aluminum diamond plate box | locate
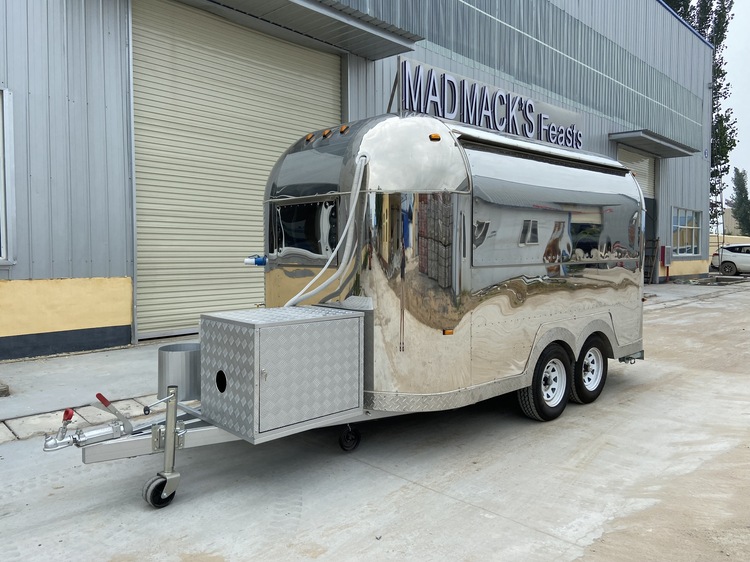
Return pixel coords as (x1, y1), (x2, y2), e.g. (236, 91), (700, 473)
(200, 306), (364, 444)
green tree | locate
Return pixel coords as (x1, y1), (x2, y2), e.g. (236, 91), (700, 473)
(663, 0), (693, 19)
(731, 167), (750, 236)
(662, 1), (738, 227)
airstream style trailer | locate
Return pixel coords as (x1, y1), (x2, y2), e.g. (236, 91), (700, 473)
(251, 113), (644, 420)
(44, 114), (644, 507)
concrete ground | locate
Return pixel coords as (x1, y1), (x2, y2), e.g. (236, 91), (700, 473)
(0, 278), (749, 560)
(0, 336), (198, 442)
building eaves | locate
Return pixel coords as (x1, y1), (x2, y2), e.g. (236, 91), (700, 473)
(175, 0), (422, 59)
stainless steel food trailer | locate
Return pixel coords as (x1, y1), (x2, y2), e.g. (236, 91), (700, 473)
(44, 114), (645, 507)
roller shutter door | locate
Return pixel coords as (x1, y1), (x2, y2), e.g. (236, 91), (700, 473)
(132, 0), (341, 338)
(618, 147), (656, 199)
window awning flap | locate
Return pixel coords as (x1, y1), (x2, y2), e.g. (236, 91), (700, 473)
(609, 129), (698, 158)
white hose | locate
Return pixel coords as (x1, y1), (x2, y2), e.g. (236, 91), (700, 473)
(284, 154), (368, 307)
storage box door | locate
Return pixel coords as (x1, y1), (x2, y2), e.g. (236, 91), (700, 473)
(257, 319), (362, 432)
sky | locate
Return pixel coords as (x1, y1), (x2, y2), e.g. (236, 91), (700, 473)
(724, 0), (750, 197)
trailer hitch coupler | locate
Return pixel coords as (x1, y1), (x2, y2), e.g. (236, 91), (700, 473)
(43, 408), (77, 451)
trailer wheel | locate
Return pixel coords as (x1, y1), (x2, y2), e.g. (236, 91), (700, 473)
(142, 475), (175, 508)
(571, 337), (608, 404)
(517, 344), (571, 421)
(338, 426), (361, 452)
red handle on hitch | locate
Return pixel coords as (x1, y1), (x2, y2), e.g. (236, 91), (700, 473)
(96, 392), (111, 407)
(63, 408), (75, 422)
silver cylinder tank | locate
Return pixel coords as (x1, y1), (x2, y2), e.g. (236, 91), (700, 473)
(157, 343), (201, 401)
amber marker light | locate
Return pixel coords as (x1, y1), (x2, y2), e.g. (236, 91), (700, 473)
(323, 129), (333, 138)
(305, 133), (314, 142)
(429, 133), (441, 142)
(442, 329), (454, 335)
(340, 125), (350, 134)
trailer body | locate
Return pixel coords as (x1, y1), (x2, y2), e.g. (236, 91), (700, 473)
(202, 113), (643, 435)
(45, 114), (645, 506)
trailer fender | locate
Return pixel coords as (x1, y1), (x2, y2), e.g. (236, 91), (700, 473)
(574, 318), (617, 359)
(524, 326), (577, 383)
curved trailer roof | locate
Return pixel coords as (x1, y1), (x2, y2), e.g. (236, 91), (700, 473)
(266, 114), (642, 206)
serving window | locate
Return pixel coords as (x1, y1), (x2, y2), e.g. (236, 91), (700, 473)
(268, 199), (338, 262)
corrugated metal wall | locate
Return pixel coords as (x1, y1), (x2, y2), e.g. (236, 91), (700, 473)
(0, 0), (133, 282)
(0, 0), (714, 287)
(341, 0), (710, 152)
(342, 0), (712, 259)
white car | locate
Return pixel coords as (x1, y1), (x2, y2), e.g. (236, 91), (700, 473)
(711, 244), (750, 275)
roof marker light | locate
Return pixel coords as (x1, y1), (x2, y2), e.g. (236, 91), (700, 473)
(340, 125), (350, 134)
(429, 133), (441, 142)
(305, 133), (314, 143)
(323, 129), (333, 138)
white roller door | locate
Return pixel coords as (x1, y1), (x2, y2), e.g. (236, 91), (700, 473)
(132, 0), (341, 338)
(618, 147), (656, 199)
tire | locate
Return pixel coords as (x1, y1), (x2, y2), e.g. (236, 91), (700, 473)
(517, 344), (571, 421)
(142, 475), (175, 508)
(571, 337), (608, 404)
(338, 426), (361, 452)
(720, 261), (738, 276)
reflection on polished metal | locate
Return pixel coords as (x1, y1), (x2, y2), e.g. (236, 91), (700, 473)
(43, 115), (647, 506)
(264, 114), (644, 412)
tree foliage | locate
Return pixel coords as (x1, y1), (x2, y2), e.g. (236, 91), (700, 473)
(731, 167), (750, 236)
(663, 0), (692, 19)
(662, 0), (738, 226)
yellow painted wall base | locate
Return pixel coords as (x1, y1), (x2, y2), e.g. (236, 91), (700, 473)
(0, 277), (133, 337)
(657, 259), (710, 280)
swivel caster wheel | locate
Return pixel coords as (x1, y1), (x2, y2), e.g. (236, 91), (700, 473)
(338, 426), (361, 452)
(142, 475), (176, 508)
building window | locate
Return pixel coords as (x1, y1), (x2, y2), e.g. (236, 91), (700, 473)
(268, 199), (338, 260)
(672, 208), (701, 256)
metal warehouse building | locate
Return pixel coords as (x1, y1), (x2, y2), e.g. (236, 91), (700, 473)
(0, 0), (712, 359)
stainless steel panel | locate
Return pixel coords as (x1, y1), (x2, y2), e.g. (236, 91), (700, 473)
(364, 372), (529, 412)
(158, 343), (201, 401)
(262, 115), (644, 412)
